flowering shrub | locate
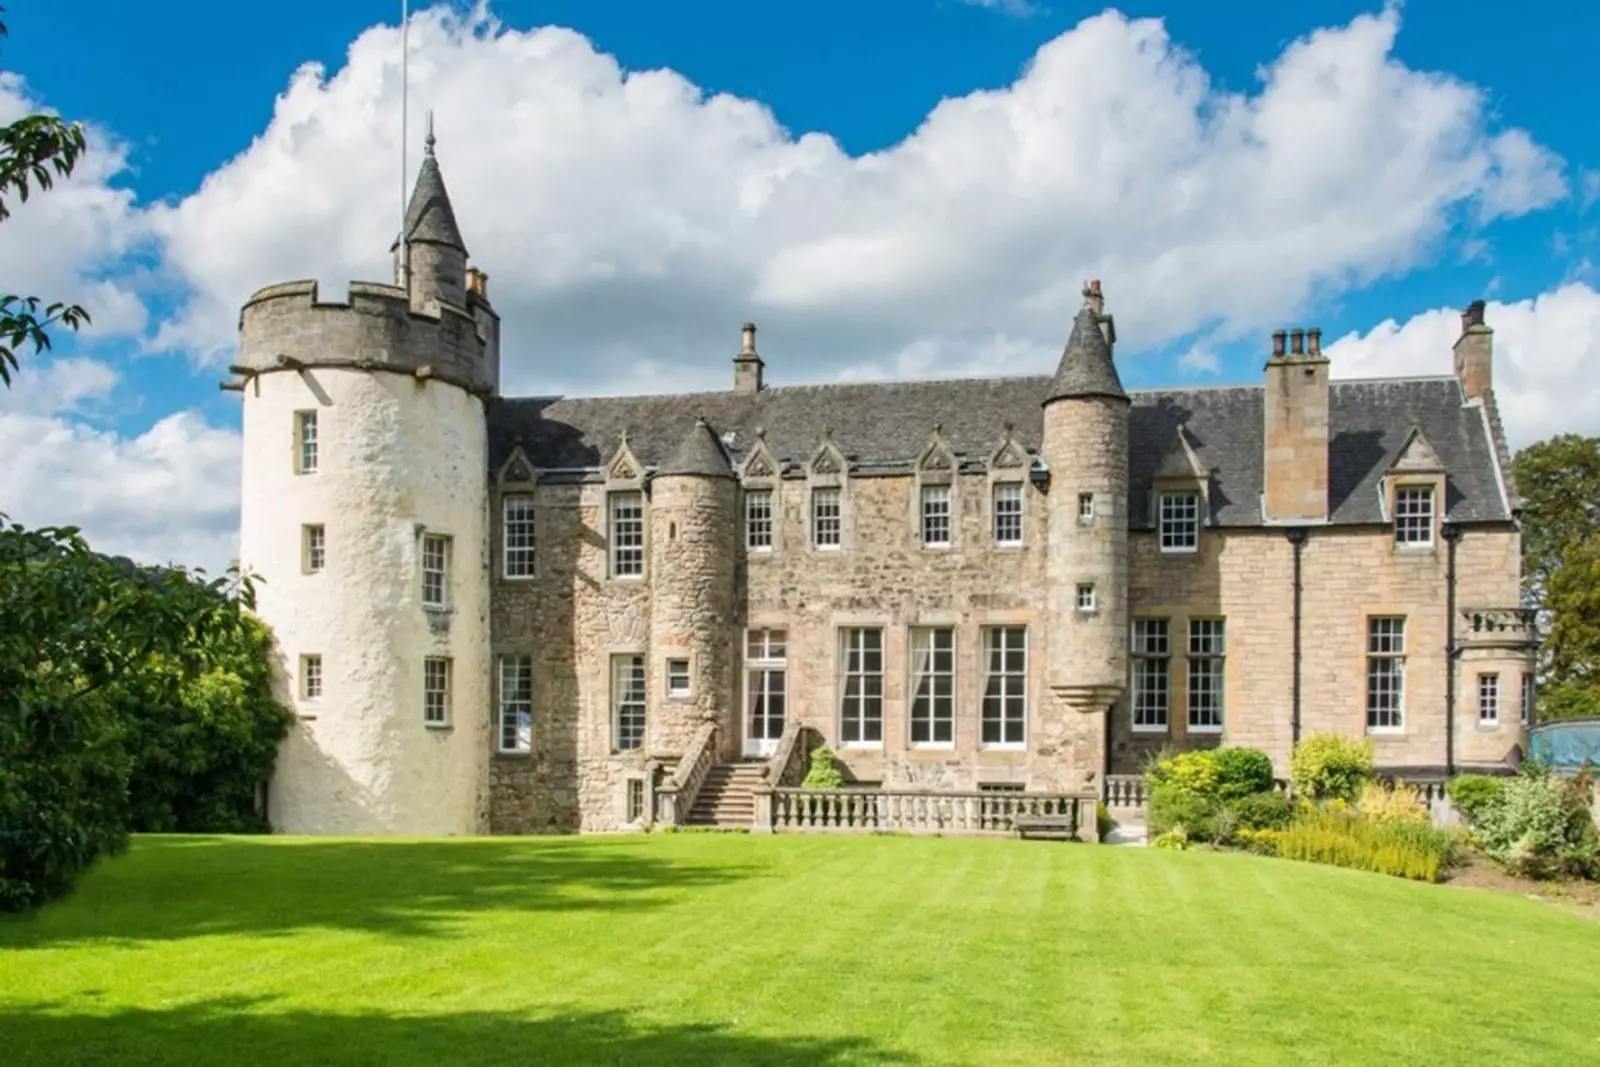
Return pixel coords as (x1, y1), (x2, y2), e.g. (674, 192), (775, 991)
(1289, 734), (1375, 802)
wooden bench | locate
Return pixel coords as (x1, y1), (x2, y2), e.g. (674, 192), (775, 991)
(1012, 814), (1078, 841)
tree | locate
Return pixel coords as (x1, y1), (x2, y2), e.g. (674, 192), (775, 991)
(1513, 434), (1600, 722)
(0, 5), (91, 387)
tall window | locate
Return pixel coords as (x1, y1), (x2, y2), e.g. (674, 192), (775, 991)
(302, 524), (325, 573)
(1365, 617), (1406, 731)
(300, 654), (322, 700)
(746, 629), (788, 751)
(921, 485), (952, 547)
(1521, 673), (1536, 726)
(1477, 672), (1500, 726)
(812, 487), (842, 549)
(981, 626), (1027, 747)
(609, 491), (645, 578)
(994, 483), (1023, 545)
(909, 627), (955, 746)
(498, 655), (532, 753)
(745, 489), (773, 551)
(1132, 619), (1170, 732)
(612, 654), (646, 751)
(503, 495), (536, 578)
(1159, 491), (1200, 552)
(839, 627), (884, 745)
(626, 779), (646, 823)
(423, 657), (452, 727)
(295, 410), (318, 473)
(421, 534), (450, 608)
(1187, 619), (1226, 732)
(1394, 486), (1434, 547)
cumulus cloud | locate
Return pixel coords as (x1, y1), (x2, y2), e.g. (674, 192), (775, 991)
(1325, 283), (1600, 448)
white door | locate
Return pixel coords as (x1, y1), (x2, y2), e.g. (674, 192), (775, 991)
(744, 666), (786, 758)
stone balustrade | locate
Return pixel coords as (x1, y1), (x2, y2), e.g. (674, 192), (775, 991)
(1457, 606), (1540, 648)
(771, 787), (1096, 838)
(1104, 774), (1147, 809)
(655, 721), (719, 826)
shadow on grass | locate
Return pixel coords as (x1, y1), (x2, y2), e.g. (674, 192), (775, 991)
(1, 997), (919, 1066)
(0, 835), (762, 947)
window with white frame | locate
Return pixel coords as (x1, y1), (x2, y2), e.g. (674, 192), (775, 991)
(295, 410), (318, 474)
(921, 484), (952, 547)
(421, 534), (450, 608)
(1187, 619), (1226, 732)
(609, 491), (645, 578)
(839, 627), (884, 745)
(1076, 583), (1096, 612)
(498, 655), (532, 753)
(423, 656), (452, 727)
(981, 626), (1027, 746)
(745, 629), (788, 749)
(811, 487), (842, 549)
(1393, 485), (1434, 547)
(1077, 492), (1095, 523)
(745, 489), (773, 551)
(300, 654), (322, 700)
(1131, 619), (1170, 731)
(994, 483), (1023, 545)
(503, 494), (536, 578)
(1521, 673), (1536, 726)
(1159, 491), (1200, 552)
(666, 658), (691, 699)
(1365, 617), (1406, 731)
(302, 524), (325, 573)
(1477, 672), (1500, 726)
(909, 627), (955, 746)
(612, 654), (646, 751)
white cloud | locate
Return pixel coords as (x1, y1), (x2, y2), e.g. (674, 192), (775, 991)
(959, 0), (1047, 17)
(1325, 283), (1600, 449)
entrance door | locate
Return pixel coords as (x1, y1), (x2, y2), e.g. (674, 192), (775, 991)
(743, 629), (788, 758)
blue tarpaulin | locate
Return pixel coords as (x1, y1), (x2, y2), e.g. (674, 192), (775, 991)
(1529, 719), (1600, 775)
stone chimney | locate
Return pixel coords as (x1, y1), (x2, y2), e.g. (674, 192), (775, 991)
(1263, 324), (1330, 523)
(733, 322), (765, 394)
(466, 268), (489, 300)
(1453, 299), (1492, 401)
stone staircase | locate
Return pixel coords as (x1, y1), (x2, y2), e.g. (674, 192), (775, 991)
(686, 761), (765, 829)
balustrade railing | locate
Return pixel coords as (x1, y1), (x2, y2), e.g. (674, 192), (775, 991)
(1104, 775), (1147, 809)
(771, 787), (1094, 837)
(1458, 606), (1540, 646)
(655, 721), (718, 826)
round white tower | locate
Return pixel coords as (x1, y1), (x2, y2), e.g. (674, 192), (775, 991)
(234, 136), (496, 835)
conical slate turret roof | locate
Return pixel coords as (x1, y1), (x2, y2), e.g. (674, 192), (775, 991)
(1043, 303), (1127, 405)
(657, 417), (735, 478)
(394, 126), (467, 253)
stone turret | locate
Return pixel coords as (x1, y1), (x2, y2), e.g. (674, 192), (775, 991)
(394, 116), (469, 313)
(1042, 279), (1130, 716)
(648, 418), (740, 758)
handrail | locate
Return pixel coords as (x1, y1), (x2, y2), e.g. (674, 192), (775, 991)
(655, 721), (718, 826)
(771, 786), (1096, 838)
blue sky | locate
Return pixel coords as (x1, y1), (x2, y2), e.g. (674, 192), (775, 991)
(1, 0), (1596, 570)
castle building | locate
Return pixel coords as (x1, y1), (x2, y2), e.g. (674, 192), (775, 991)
(231, 141), (1536, 836)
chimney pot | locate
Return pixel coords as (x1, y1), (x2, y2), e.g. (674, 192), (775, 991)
(1307, 327), (1322, 357)
(740, 322), (757, 356)
(466, 268), (488, 299)
(1462, 298), (1487, 332)
(1271, 330), (1287, 358)
(1289, 329), (1305, 356)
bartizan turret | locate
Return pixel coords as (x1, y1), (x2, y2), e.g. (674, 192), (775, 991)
(1041, 279), (1130, 714)
(647, 417), (740, 759)
(233, 128), (494, 834)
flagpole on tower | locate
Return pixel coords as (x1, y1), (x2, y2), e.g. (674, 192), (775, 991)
(399, 0), (411, 286)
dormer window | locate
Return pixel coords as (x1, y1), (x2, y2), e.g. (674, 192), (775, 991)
(1158, 491), (1200, 553)
(920, 485), (952, 547)
(1393, 485), (1434, 547)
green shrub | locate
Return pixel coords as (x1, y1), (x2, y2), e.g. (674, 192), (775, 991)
(1356, 781), (1429, 824)
(1289, 734), (1375, 802)
(1148, 781), (1217, 841)
(1476, 766), (1600, 880)
(1211, 748), (1276, 799)
(1231, 791), (1293, 831)
(1447, 775), (1507, 827)
(1096, 802), (1114, 843)
(1276, 807), (1459, 882)
(801, 746), (846, 790)
(1236, 827), (1283, 855)
(1149, 750), (1220, 796)
(1152, 828), (1189, 850)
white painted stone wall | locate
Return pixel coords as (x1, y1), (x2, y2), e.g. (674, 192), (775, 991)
(239, 365), (490, 835)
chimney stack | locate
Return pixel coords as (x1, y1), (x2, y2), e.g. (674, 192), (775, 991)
(1263, 325), (1331, 523)
(466, 267), (489, 300)
(1453, 299), (1492, 401)
(733, 321), (765, 394)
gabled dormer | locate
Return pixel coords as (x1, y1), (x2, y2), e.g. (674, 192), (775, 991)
(1152, 425), (1208, 555)
(739, 429), (781, 554)
(496, 442), (539, 580)
(604, 432), (647, 580)
(987, 423), (1029, 548)
(1384, 425), (1445, 551)
(806, 429), (850, 552)
(914, 426), (958, 550)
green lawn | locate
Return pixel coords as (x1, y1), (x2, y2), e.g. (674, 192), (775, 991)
(3, 834), (1598, 1066)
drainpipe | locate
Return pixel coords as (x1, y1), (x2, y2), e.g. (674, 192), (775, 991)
(1443, 522), (1462, 777)
(1285, 527), (1308, 747)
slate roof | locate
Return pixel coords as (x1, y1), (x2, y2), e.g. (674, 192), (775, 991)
(488, 374), (1513, 528)
(658, 418), (735, 479)
(1044, 304), (1127, 404)
(395, 138), (467, 252)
